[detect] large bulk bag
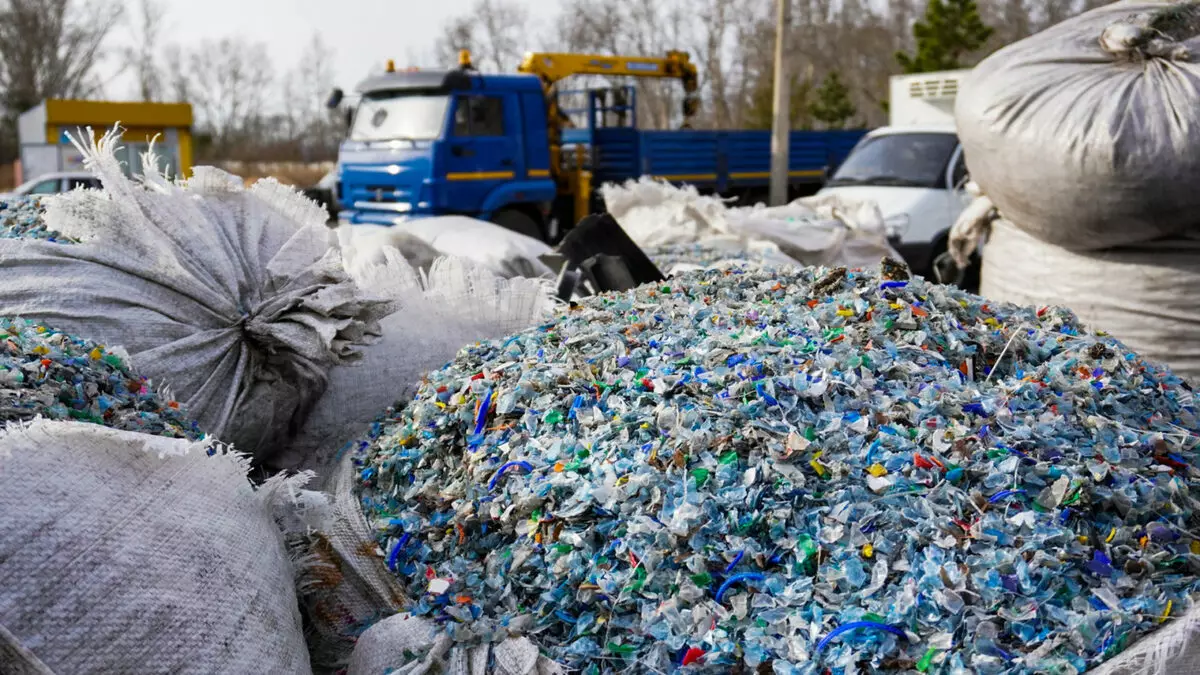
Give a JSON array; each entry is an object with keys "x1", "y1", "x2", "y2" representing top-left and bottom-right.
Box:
[
  {"x1": 978, "y1": 218, "x2": 1200, "y2": 381},
  {"x1": 599, "y1": 178, "x2": 900, "y2": 268},
  {"x1": 284, "y1": 252, "x2": 554, "y2": 478},
  {"x1": 0, "y1": 420, "x2": 313, "y2": 674},
  {"x1": 338, "y1": 216, "x2": 555, "y2": 280},
  {"x1": 0, "y1": 128, "x2": 390, "y2": 465},
  {"x1": 956, "y1": 1, "x2": 1200, "y2": 250}
]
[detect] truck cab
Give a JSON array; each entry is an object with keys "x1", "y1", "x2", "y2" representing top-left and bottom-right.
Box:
[
  {"x1": 817, "y1": 70, "x2": 971, "y2": 279},
  {"x1": 333, "y1": 64, "x2": 557, "y2": 239}
]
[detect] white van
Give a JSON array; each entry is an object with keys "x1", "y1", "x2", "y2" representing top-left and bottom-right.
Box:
[{"x1": 817, "y1": 70, "x2": 972, "y2": 281}]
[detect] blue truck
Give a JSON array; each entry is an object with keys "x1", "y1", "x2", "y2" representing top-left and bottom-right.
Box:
[{"x1": 327, "y1": 50, "x2": 867, "y2": 242}]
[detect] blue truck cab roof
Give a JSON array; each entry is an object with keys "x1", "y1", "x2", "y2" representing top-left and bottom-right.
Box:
[{"x1": 354, "y1": 69, "x2": 545, "y2": 96}]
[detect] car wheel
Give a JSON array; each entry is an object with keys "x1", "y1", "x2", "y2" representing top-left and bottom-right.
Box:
[{"x1": 492, "y1": 209, "x2": 544, "y2": 241}]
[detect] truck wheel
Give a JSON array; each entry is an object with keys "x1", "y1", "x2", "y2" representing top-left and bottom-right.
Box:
[{"x1": 492, "y1": 209, "x2": 543, "y2": 241}]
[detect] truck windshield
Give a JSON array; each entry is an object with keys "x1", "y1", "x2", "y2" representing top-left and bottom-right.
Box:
[
  {"x1": 351, "y1": 93, "x2": 449, "y2": 142},
  {"x1": 827, "y1": 132, "x2": 958, "y2": 189}
]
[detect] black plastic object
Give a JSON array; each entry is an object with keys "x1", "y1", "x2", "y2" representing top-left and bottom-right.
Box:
[
  {"x1": 556, "y1": 213, "x2": 665, "y2": 287},
  {"x1": 579, "y1": 254, "x2": 639, "y2": 294}
]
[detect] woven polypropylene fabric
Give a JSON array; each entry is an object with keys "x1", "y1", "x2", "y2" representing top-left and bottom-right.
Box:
[
  {"x1": 290, "y1": 253, "x2": 555, "y2": 479},
  {"x1": 0, "y1": 420, "x2": 311, "y2": 674},
  {"x1": 299, "y1": 452, "x2": 408, "y2": 672},
  {"x1": 1092, "y1": 602, "x2": 1200, "y2": 675},
  {"x1": 957, "y1": 1, "x2": 1200, "y2": 250}
]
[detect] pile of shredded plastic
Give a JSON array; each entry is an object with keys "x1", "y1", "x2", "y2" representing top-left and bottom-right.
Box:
[
  {"x1": 0, "y1": 317, "x2": 200, "y2": 438},
  {"x1": 351, "y1": 260, "x2": 1200, "y2": 674},
  {"x1": 0, "y1": 198, "x2": 72, "y2": 242},
  {"x1": 646, "y1": 242, "x2": 794, "y2": 272}
]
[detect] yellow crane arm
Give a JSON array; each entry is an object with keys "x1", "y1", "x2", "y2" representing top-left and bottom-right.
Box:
[
  {"x1": 515, "y1": 50, "x2": 701, "y2": 222},
  {"x1": 516, "y1": 51, "x2": 699, "y2": 98}
]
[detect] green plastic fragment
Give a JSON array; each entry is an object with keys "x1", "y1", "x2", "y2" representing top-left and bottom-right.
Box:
[
  {"x1": 691, "y1": 572, "x2": 712, "y2": 586},
  {"x1": 544, "y1": 410, "x2": 563, "y2": 425},
  {"x1": 625, "y1": 566, "x2": 647, "y2": 593},
  {"x1": 719, "y1": 451, "x2": 738, "y2": 465},
  {"x1": 796, "y1": 535, "x2": 818, "y2": 574},
  {"x1": 917, "y1": 647, "x2": 938, "y2": 672},
  {"x1": 606, "y1": 642, "x2": 636, "y2": 656},
  {"x1": 691, "y1": 468, "x2": 710, "y2": 487}
]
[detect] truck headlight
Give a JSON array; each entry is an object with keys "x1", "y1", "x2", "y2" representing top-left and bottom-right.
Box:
[{"x1": 884, "y1": 214, "x2": 910, "y2": 240}]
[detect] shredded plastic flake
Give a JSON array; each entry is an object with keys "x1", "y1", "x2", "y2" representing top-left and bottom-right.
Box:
[
  {"x1": 0, "y1": 317, "x2": 200, "y2": 438},
  {"x1": 351, "y1": 261, "x2": 1200, "y2": 674},
  {"x1": 0, "y1": 198, "x2": 74, "y2": 243},
  {"x1": 646, "y1": 243, "x2": 787, "y2": 271}
]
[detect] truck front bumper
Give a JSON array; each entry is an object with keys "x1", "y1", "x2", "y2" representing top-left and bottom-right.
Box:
[{"x1": 338, "y1": 205, "x2": 437, "y2": 227}]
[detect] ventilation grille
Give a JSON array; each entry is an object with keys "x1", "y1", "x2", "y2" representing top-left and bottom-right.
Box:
[{"x1": 908, "y1": 77, "x2": 960, "y2": 100}]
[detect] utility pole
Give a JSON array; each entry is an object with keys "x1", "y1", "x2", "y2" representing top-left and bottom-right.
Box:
[{"x1": 769, "y1": 0, "x2": 791, "y2": 206}]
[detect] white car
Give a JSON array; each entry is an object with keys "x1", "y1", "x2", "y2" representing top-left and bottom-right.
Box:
[
  {"x1": 817, "y1": 126, "x2": 971, "y2": 279},
  {"x1": 0, "y1": 172, "x2": 102, "y2": 200}
]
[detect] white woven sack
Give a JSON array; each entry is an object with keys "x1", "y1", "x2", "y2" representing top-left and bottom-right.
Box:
[
  {"x1": 0, "y1": 419, "x2": 312, "y2": 674},
  {"x1": 957, "y1": 1, "x2": 1200, "y2": 250},
  {"x1": 600, "y1": 177, "x2": 899, "y2": 269},
  {"x1": 1092, "y1": 602, "x2": 1200, "y2": 675},
  {"x1": 339, "y1": 217, "x2": 554, "y2": 280},
  {"x1": 347, "y1": 613, "x2": 563, "y2": 675},
  {"x1": 338, "y1": 223, "x2": 444, "y2": 274},
  {"x1": 978, "y1": 218, "x2": 1200, "y2": 382},
  {"x1": 295, "y1": 450, "x2": 407, "y2": 672},
  {"x1": 286, "y1": 250, "x2": 556, "y2": 478},
  {"x1": 0, "y1": 127, "x2": 389, "y2": 466}
]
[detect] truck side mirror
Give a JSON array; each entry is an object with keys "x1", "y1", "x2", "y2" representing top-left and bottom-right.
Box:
[{"x1": 326, "y1": 88, "x2": 344, "y2": 110}]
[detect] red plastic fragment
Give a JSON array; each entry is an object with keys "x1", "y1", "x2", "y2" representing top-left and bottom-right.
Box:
[{"x1": 682, "y1": 647, "x2": 705, "y2": 666}]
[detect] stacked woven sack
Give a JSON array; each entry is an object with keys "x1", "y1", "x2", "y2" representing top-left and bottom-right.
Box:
[
  {"x1": 0, "y1": 128, "x2": 553, "y2": 673},
  {"x1": 951, "y1": 0, "x2": 1200, "y2": 382},
  {"x1": 0, "y1": 320, "x2": 317, "y2": 673}
]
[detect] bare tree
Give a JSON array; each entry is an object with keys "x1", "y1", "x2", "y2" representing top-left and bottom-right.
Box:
[
  {"x1": 434, "y1": 0, "x2": 532, "y2": 72},
  {"x1": 0, "y1": 0, "x2": 124, "y2": 160},
  {"x1": 282, "y1": 33, "x2": 340, "y2": 159},
  {"x1": 179, "y1": 36, "x2": 274, "y2": 158},
  {"x1": 121, "y1": 0, "x2": 166, "y2": 102},
  {"x1": 161, "y1": 43, "x2": 192, "y2": 104}
]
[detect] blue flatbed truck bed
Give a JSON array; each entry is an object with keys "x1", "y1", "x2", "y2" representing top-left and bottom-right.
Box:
[{"x1": 587, "y1": 127, "x2": 866, "y2": 195}]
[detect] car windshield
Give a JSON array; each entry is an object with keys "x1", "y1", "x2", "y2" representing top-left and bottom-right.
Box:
[
  {"x1": 828, "y1": 132, "x2": 958, "y2": 189},
  {"x1": 351, "y1": 92, "x2": 450, "y2": 142}
]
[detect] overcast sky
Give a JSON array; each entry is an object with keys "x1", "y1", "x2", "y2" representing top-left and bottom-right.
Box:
[{"x1": 102, "y1": 0, "x2": 560, "y2": 99}]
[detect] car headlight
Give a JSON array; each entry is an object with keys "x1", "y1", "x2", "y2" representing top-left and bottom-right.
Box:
[{"x1": 884, "y1": 213, "x2": 910, "y2": 240}]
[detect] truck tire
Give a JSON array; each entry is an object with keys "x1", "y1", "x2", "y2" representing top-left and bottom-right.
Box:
[{"x1": 492, "y1": 209, "x2": 543, "y2": 241}]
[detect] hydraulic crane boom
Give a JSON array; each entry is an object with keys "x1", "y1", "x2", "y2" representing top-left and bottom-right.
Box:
[{"x1": 515, "y1": 50, "x2": 701, "y2": 222}]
